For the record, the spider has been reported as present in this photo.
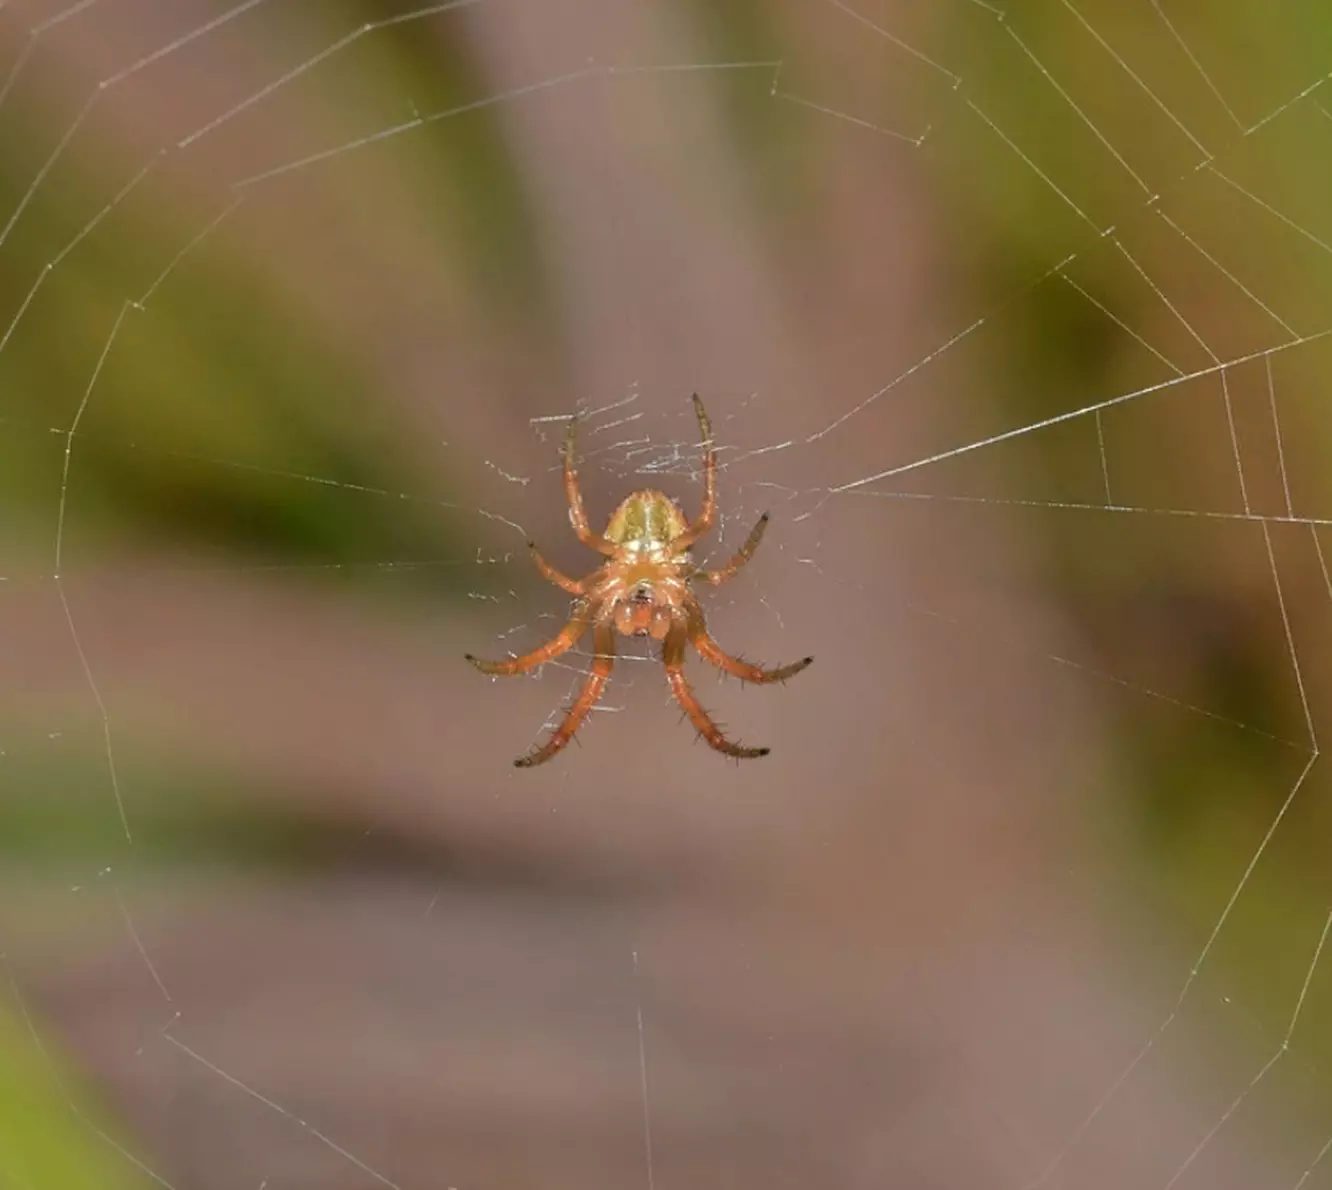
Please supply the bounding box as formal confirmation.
[466,394,813,768]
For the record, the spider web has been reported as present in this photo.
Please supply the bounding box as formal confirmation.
[1,0,1332,1186]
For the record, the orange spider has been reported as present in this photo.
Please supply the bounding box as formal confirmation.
[466,394,813,768]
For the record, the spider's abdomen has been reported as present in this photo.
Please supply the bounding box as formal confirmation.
[604,489,688,551]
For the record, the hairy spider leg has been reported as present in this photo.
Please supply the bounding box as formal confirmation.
[515,620,616,767]
[563,415,617,557]
[465,601,594,675]
[529,541,585,594]
[663,617,769,759]
[687,600,813,684]
[672,393,717,552]
[693,512,769,586]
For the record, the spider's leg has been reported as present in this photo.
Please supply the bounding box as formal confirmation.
[673,394,717,551]
[529,541,585,594]
[686,596,813,684]
[563,414,617,557]
[515,619,616,767]
[663,615,769,759]
[692,512,769,586]
[466,599,595,675]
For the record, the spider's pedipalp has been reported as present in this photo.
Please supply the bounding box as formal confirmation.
[693,511,769,586]
[563,413,617,558]
[466,599,595,675]
[514,620,616,767]
[663,618,769,759]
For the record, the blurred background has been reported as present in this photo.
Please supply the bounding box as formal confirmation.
[2,0,1332,1186]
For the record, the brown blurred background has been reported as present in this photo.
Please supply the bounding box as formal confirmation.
[1,0,1332,1186]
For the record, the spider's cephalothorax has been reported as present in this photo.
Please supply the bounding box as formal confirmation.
[465,394,812,768]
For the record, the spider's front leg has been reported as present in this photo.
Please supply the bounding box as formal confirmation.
[563,414,617,558]
[672,394,717,552]
[692,512,769,587]
[515,619,616,767]
[662,615,769,759]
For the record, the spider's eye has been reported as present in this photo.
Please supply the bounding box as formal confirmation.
[633,584,652,604]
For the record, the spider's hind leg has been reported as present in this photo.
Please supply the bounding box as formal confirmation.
[514,621,616,767]
[686,599,812,685]
[663,619,769,759]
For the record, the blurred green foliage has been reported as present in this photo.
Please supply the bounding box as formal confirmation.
[0,1002,146,1190]
[940,0,1332,1142]
[0,1,557,582]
